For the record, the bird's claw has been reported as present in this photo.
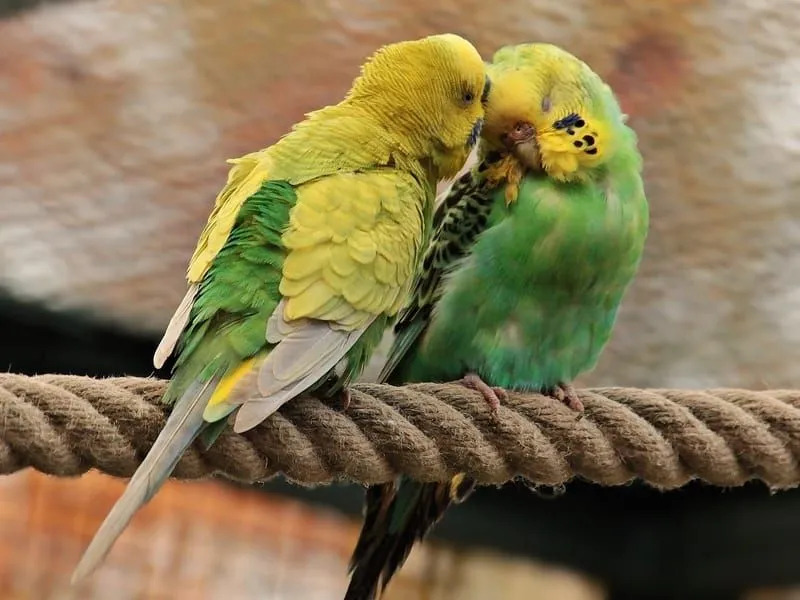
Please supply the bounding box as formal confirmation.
[338,387,352,412]
[547,382,584,413]
[459,373,507,414]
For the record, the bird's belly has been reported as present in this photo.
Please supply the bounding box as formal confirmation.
[416,197,641,389]
[466,294,615,390]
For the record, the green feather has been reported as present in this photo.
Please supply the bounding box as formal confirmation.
[163,181,296,409]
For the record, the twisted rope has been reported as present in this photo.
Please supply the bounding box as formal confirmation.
[0,374,799,490]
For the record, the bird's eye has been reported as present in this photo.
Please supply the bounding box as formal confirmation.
[462,91,475,104]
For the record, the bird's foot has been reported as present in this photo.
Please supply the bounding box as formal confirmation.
[338,387,352,412]
[458,373,507,414]
[317,376,352,412]
[545,382,584,413]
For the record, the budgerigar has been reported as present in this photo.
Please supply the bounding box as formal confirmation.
[345,42,649,600]
[71,33,491,583]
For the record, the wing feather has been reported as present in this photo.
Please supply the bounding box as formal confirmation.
[153,151,272,367]
[214,169,431,432]
[153,284,197,369]
[378,163,498,383]
[280,170,427,328]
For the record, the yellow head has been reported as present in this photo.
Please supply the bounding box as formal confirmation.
[482,43,626,183]
[347,34,490,180]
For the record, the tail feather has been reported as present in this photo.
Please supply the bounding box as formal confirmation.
[345,476,476,600]
[345,481,421,600]
[70,376,220,583]
[348,483,397,573]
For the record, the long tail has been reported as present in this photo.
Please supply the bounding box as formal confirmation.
[344,475,476,600]
[70,376,220,583]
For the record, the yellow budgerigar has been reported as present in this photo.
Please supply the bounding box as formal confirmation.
[71,33,489,582]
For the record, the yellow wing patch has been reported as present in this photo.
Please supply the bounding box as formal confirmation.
[203,356,258,420]
[280,170,426,331]
[186,150,274,283]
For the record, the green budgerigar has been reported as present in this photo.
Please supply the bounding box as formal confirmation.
[345,42,649,600]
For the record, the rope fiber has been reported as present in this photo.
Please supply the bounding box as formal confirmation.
[1,373,799,490]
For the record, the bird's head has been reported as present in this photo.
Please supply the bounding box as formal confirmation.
[481,43,627,184]
[348,34,491,180]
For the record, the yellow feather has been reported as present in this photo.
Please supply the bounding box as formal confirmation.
[282,227,331,249]
[204,357,258,415]
[284,279,340,320]
[351,202,382,225]
[328,244,359,277]
[315,299,358,322]
[347,231,378,264]
[328,212,358,241]
[279,276,320,298]
[277,170,426,331]
[341,271,374,306]
[282,245,330,280]
[388,285,411,314]
[321,265,350,292]
[291,201,329,229]
[337,310,372,329]
[373,255,397,285]
[376,240,399,260]
[381,189,402,214]
[365,284,391,313]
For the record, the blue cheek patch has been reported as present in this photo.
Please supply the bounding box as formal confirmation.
[467,118,484,148]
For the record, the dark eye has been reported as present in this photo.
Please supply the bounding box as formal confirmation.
[462,91,475,104]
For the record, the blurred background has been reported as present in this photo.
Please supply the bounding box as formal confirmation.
[1,0,799,598]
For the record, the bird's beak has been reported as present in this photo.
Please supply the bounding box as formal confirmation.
[501,122,535,149]
[502,122,539,171]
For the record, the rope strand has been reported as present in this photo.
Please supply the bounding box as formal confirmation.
[1,374,798,490]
